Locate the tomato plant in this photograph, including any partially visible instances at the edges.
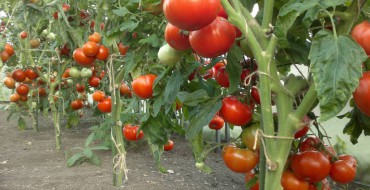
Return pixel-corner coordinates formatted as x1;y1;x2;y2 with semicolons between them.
353;71;370;116
123;125;144;141
97;97;111;113
132;74;157;99
164;140;174;151
219;96;253;126
163;0;221;31
189;17;236;58
208;115;224;130
222;144;258;173
351;21;370;55
291;151;330;183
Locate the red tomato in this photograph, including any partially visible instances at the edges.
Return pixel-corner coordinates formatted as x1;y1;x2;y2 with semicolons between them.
240;69;251;86
215;67;229;87
338;154;357;167
163;0;221;31
88;76;101;88
291;151;331;183
118;43;129;56
250;86;261;105
10;93;21;102
219;96;253;126
5;43;15;56
132;74;157;99
218;5;228;19
60;43;71;56
245;171;259;190
19;31;28;39
164;140;174;151
123;124;144;141
164;23;191;51
294;115;311;139
88;32;101;44
222;144;258;173
119;82;132;97
299;136;320;152
208;115;224;130
62;3;70;12
322;145;336;162
351;21;370;56
281;171;310;190
353;71;370;116
82;41;99;57
25;68;39;80
16;84;29;96
75;83;85;93
3;76;15;89
71;99;84;110
1;51;10;62
73;48;95;67
92;90;105;102
97;97;111;113
96;45;109;61
189;17;236;58
329;160;356;184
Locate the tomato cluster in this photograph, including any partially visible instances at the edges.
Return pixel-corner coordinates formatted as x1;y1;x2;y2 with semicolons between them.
92;90;111;113
1;43;15;62
122;124;144;141
73;32;109;67
163;0;236;58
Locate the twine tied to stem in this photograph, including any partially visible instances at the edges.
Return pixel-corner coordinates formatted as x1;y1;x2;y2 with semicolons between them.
111;129;128;180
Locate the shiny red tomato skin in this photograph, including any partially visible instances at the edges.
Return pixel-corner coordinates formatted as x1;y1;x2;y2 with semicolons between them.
163;0;221;31
12;69;27;82
329;160;356;184
353;71;370;116
73;48;95;67
219;96;253;126
291;151;331;183
97;97;111;113
250;86;261;105
123;125;144;141
215;67;229;87
338;154;357;166
299;136;320;152
164;140;174;151
281;171;310;190
132;74;157;99
189;17;236;58
164;23;191;51
222;144;258;173
16;84;29;96
88;76;101;88
118;43;129;56
25;68;39;80
351;21;370;55
71;99;84;110
208;115;224;130
96;45;109;61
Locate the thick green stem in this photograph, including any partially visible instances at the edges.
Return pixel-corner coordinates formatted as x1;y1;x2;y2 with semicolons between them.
49;84;61;150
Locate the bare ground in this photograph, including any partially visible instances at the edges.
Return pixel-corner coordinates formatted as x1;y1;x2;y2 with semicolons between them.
0;110;245;190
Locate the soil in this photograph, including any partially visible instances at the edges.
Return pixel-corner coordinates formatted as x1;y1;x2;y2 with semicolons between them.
0;109;246;190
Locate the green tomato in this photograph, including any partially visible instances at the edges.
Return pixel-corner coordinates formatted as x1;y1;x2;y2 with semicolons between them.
69;67;81;78
47;32;56;40
158;43;182;66
80;68;92;78
241;123;260;151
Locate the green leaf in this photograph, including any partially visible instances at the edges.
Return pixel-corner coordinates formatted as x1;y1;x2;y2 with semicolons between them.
343;106;370;144
138;35;161;47
85;133;95;147
119;19;139;32
67;153;85;167
185;98;222;139
90;146;110;151
83;148;93;159
112;7;129;17
164;70;183;105
309;30;367;121
89;154;101;166
18;117;26;131
177;90;209;107
275;0;318;47
153;95;165;117
226;46;244;93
